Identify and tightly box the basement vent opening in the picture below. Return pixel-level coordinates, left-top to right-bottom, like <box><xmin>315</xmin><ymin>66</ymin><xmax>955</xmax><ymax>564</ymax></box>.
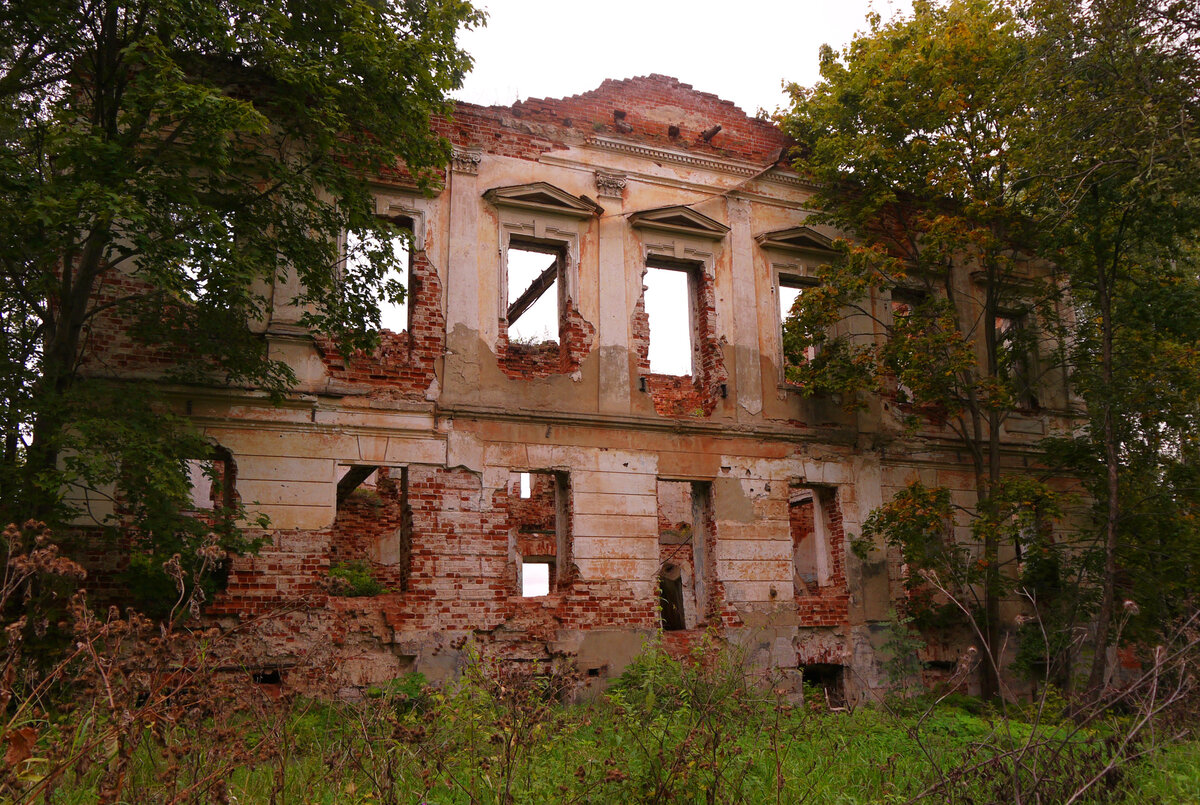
<box><xmin>801</xmin><ymin>663</ymin><xmax>846</xmax><ymax>708</ymax></box>
<box><xmin>252</xmin><ymin>669</ymin><xmax>282</xmax><ymax>685</ymax></box>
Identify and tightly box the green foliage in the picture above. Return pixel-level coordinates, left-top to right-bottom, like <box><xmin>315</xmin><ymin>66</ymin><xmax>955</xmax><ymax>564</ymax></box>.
<box><xmin>365</xmin><ymin>672</ymin><xmax>430</xmax><ymax>715</ymax></box>
<box><xmin>779</xmin><ymin>0</ymin><xmax>1048</xmax><ymax>414</ymax></box>
<box><xmin>880</xmin><ymin>608</ymin><xmax>927</xmax><ymax>692</ymax></box>
<box><xmin>13</xmin><ymin>633</ymin><xmax>1193</xmax><ymax>804</ymax></box>
<box><xmin>0</xmin><ymin>0</ymin><xmax>483</xmax><ymax>624</ymax></box>
<box><xmin>327</xmin><ymin>560</ymin><xmax>387</xmax><ymax>597</ymax></box>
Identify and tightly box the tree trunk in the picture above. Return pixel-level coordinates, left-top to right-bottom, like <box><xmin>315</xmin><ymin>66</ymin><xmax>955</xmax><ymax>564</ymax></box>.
<box><xmin>1087</xmin><ymin>253</ymin><xmax>1119</xmax><ymax>697</ymax></box>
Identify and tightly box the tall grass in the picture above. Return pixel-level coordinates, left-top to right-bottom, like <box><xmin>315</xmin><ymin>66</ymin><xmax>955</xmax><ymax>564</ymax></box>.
<box><xmin>8</xmin><ymin>635</ymin><xmax>1196</xmax><ymax>804</ymax></box>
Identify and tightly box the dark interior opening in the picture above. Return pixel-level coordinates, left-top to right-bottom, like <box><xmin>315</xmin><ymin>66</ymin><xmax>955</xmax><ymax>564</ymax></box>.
<box><xmin>659</xmin><ymin>566</ymin><xmax>687</xmax><ymax>631</ymax></box>
<box><xmin>252</xmin><ymin>669</ymin><xmax>282</xmax><ymax>685</ymax></box>
<box><xmin>801</xmin><ymin>663</ymin><xmax>845</xmax><ymax>707</ymax></box>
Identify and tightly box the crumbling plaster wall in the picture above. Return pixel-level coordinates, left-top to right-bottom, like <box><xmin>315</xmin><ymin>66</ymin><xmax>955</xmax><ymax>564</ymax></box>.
<box><xmin>74</xmin><ymin>76</ymin><xmax>1082</xmax><ymax>701</ymax></box>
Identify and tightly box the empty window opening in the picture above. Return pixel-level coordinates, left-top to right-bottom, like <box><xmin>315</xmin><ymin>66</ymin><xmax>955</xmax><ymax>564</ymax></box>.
<box><xmin>345</xmin><ymin>227</ymin><xmax>411</xmax><ymax>333</ymax></box>
<box><xmin>334</xmin><ymin>465</ymin><xmax>412</xmax><ymax>589</ymax></box>
<box><xmin>659</xmin><ymin>564</ymin><xmax>687</xmax><ymax>631</ymax></box>
<box><xmin>644</xmin><ymin>265</ymin><xmax>695</xmax><ymax>376</ymax></box>
<box><xmin>890</xmin><ymin>289</ymin><xmax>929</xmax><ymax>403</ymax></box>
<box><xmin>791</xmin><ymin>485</ymin><xmax>834</xmax><ymax>594</ymax></box>
<box><xmin>521</xmin><ymin>560</ymin><xmax>551</xmax><ymax>597</ymax></box>
<box><xmin>779</xmin><ymin>275</ymin><xmax>819</xmax><ymax>364</ymax></box>
<box><xmin>337</xmin><ymin>464</ymin><xmax>380</xmax><ymax>503</ymax></box>
<box><xmin>801</xmin><ymin>664</ymin><xmax>846</xmax><ymax>709</ymax></box>
<box><xmin>996</xmin><ymin>313</ymin><xmax>1037</xmax><ymax>408</ymax></box>
<box><xmin>509</xmin><ymin>470</ymin><xmax>571</xmax><ymax>596</ymax></box>
<box><xmin>186</xmin><ymin>459</ymin><xmax>216</xmax><ymax>509</ymax></box>
<box><xmin>507</xmin><ymin>244</ymin><xmax>561</xmax><ymax>344</ymax></box>
<box><xmin>185</xmin><ymin>450</ymin><xmax>235</xmax><ymax>510</ymax></box>
<box><xmin>656</xmin><ymin>479</ymin><xmax>712</xmax><ymax>629</ymax></box>
<box><xmin>891</xmin><ymin>288</ymin><xmax>926</xmax><ymax>320</ymax></box>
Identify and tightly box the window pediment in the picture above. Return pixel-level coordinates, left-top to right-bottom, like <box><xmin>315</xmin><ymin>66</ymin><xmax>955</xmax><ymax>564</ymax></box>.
<box><xmin>755</xmin><ymin>226</ymin><xmax>835</xmax><ymax>254</ymax></box>
<box><xmin>484</xmin><ymin>182</ymin><xmax>604</xmax><ymax>219</ymax></box>
<box><xmin>629</xmin><ymin>206</ymin><xmax>729</xmax><ymax>240</ymax></box>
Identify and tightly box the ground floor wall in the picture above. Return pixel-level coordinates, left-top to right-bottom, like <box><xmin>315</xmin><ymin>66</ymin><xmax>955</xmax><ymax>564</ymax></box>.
<box><xmin>187</xmin><ymin>395</ymin><xmax>1069</xmax><ymax>703</ymax></box>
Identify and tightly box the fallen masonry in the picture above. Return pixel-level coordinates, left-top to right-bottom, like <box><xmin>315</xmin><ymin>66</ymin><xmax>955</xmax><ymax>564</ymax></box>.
<box><xmin>75</xmin><ymin>75</ymin><xmax>1082</xmax><ymax>702</ymax></box>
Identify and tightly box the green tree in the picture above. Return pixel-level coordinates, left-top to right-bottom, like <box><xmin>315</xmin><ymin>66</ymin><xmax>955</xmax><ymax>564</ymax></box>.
<box><xmin>780</xmin><ymin>0</ymin><xmax>1058</xmax><ymax>698</ymax></box>
<box><xmin>783</xmin><ymin>0</ymin><xmax>1200</xmax><ymax>698</ymax></box>
<box><xmin>0</xmin><ymin>0</ymin><xmax>482</xmax><ymax>613</ymax></box>
<box><xmin>1020</xmin><ymin>0</ymin><xmax>1200</xmax><ymax>695</ymax></box>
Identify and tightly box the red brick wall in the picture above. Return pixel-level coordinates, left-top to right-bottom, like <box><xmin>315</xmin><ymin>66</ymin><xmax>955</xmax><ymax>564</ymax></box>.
<box><xmin>328</xmin><ymin>468</ymin><xmax>411</xmax><ymax>592</ymax></box>
<box><xmin>482</xmin><ymin>75</ymin><xmax>791</xmax><ymax>165</ymax></box>
<box><xmin>496</xmin><ymin>299</ymin><xmax>596</xmax><ymax>379</ymax></box>
<box><xmin>211</xmin><ymin>465</ymin><xmax>654</xmax><ymax>661</ymax></box>
<box><xmin>790</xmin><ymin>490</ymin><xmax>850</xmax><ymax>628</ymax></box>
<box><xmin>315</xmin><ymin>250</ymin><xmax>444</xmax><ymax>397</ymax></box>
<box><xmin>632</xmin><ymin>268</ymin><xmax>728</xmax><ymax>418</ymax></box>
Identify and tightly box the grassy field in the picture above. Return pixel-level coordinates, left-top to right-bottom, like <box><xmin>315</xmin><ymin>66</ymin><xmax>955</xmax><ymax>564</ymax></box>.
<box><xmin>9</xmin><ymin>644</ymin><xmax>1198</xmax><ymax>804</ymax></box>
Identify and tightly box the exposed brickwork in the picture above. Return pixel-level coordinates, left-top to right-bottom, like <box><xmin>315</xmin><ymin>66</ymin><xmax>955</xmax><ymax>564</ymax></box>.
<box><xmin>503</xmin><ymin>75</ymin><xmax>790</xmax><ymax>165</ymax></box>
<box><xmin>434</xmin><ymin>107</ymin><xmax>568</xmax><ymax>162</ymax></box>
<box><xmin>329</xmin><ymin>468</ymin><xmax>412</xmax><ymax>592</ymax></box>
<box><xmin>315</xmin><ymin>250</ymin><xmax>443</xmax><ymax>397</ymax></box>
<box><xmin>510</xmin><ymin>471</ymin><xmax>558</xmax><ymax>585</ymax></box>
<box><xmin>496</xmin><ymin>299</ymin><xmax>596</xmax><ymax>379</ymax></box>
<box><xmin>632</xmin><ymin>267</ymin><xmax>728</xmax><ymax>418</ymax></box>
<box><xmin>78</xmin><ymin>272</ymin><xmax>208</xmax><ymax>378</ymax></box>
<box><xmin>71</xmin><ymin>74</ymin><xmax>1078</xmax><ymax>701</ymax></box>
<box><xmin>211</xmin><ymin>465</ymin><xmax>648</xmax><ymax>665</ymax></box>
<box><xmin>790</xmin><ymin>490</ymin><xmax>850</xmax><ymax>628</ymax></box>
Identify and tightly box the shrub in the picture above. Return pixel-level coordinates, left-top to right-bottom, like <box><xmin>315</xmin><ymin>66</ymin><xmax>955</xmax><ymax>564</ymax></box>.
<box><xmin>327</xmin><ymin>560</ymin><xmax>386</xmax><ymax>597</ymax></box>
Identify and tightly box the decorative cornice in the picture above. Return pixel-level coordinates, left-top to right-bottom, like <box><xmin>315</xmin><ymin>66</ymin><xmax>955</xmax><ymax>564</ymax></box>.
<box><xmin>450</xmin><ymin>146</ymin><xmax>482</xmax><ymax>175</ymax></box>
<box><xmin>594</xmin><ymin>171</ymin><xmax>627</xmax><ymax>199</ymax></box>
<box><xmin>586</xmin><ymin>136</ymin><xmax>762</xmax><ymax>174</ymax></box>
<box><xmin>762</xmin><ymin>169</ymin><xmax>809</xmax><ymax>188</ymax></box>
<box><xmin>585</xmin><ymin>136</ymin><xmax>815</xmax><ymax>192</ymax></box>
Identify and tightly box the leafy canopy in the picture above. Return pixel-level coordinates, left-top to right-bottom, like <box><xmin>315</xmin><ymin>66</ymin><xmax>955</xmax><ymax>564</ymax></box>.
<box><xmin>0</xmin><ymin>0</ymin><xmax>482</xmax><ymax>613</ymax></box>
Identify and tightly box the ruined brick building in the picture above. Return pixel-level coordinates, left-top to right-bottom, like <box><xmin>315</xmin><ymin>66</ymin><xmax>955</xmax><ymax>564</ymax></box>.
<box><xmin>76</xmin><ymin>76</ymin><xmax>1078</xmax><ymax>701</ymax></box>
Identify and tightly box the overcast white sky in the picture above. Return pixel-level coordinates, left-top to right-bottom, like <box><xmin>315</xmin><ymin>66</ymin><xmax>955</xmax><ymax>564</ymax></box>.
<box><xmin>454</xmin><ymin>0</ymin><xmax>912</xmax><ymax>117</ymax></box>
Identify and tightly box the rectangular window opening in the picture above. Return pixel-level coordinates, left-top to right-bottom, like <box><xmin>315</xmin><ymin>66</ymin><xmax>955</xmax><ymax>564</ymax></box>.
<box><xmin>185</xmin><ymin>453</ymin><xmax>235</xmax><ymax>510</ymax></box>
<box><xmin>996</xmin><ymin>313</ymin><xmax>1038</xmax><ymax>409</ymax></box>
<box><xmin>890</xmin><ymin>289</ymin><xmax>930</xmax><ymax>403</ymax></box>
<box><xmin>334</xmin><ymin>465</ymin><xmax>412</xmax><ymax>589</ymax></box>
<box><xmin>790</xmin><ymin>485</ymin><xmax>834</xmax><ymax>594</ymax></box>
<box><xmin>656</xmin><ymin>479</ymin><xmax>711</xmax><ymax>630</ymax></box>
<box><xmin>345</xmin><ymin>225</ymin><xmax>412</xmax><ymax>334</ymax></box>
<box><xmin>779</xmin><ymin>274</ymin><xmax>819</xmax><ymax>367</ymax></box>
<box><xmin>521</xmin><ymin>560</ymin><xmax>551</xmax><ymax>597</ymax></box>
<box><xmin>510</xmin><ymin>470</ymin><xmax>571</xmax><ymax>597</ymax></box>
<box><xmin>507</xmin><ymin>244</ymin><xmax>561</xmax><ymax>345</ymax></box>
<box><xmin>644</xmin><ymin>265</ymin><xmax>695</xmax><ymax>376</ymax></box>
